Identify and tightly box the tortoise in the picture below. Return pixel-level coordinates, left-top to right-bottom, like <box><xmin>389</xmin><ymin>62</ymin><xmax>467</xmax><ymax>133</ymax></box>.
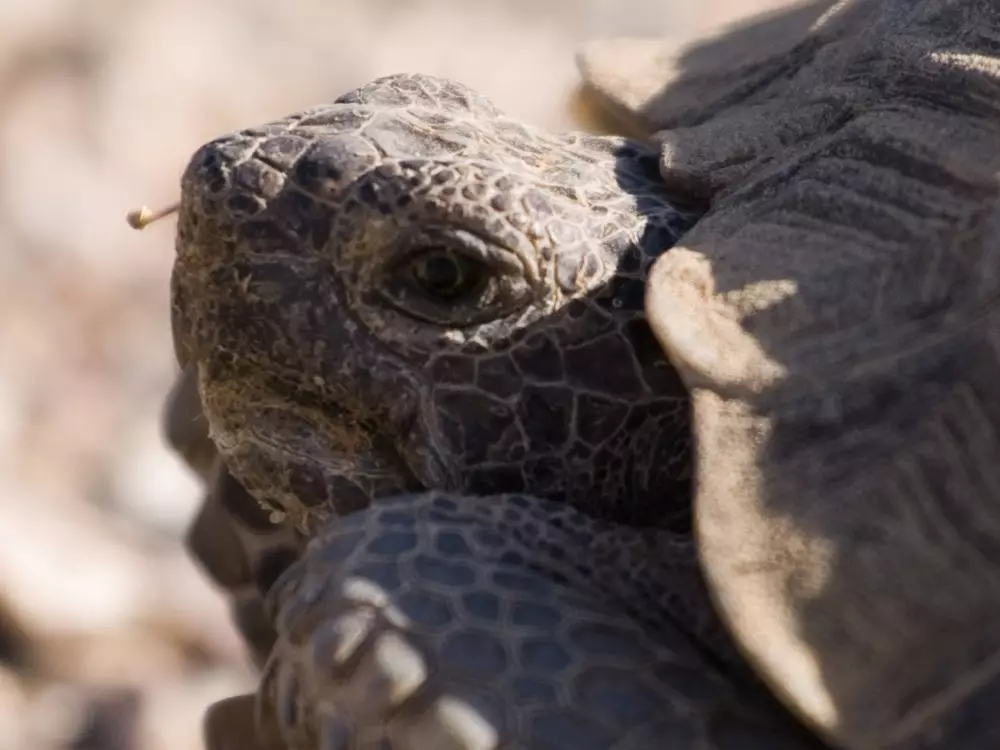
<box><xmin>157</xmin><ymin>0</ymin><xmax>1000</xmax><ymax>747</ymax></box>
<box><xmin>162</xmin><ymin>0</ymin><xmax>845</xmax><ymax>681</ymax></box>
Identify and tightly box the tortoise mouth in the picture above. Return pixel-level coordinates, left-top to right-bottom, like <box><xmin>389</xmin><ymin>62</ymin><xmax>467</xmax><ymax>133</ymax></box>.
<box><xmin>199</xmin><ymin>365</ymin><xmax>429</xmax><ymax>532</ymax></box>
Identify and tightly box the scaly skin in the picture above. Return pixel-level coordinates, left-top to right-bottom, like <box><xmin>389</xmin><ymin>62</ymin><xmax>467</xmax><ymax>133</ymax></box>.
<box><xmin>165</xmin><ymin>365</ymin><xmax>295</xmax><ymax>665</ymax></box>
<box><xmin>171</xmin><ymin>73</ymin><xmax>823</xmax><ymax>748</ymax></box>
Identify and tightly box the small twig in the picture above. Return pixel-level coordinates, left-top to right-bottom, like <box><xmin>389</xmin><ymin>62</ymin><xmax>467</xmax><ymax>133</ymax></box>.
<box><xmin>126</xmin><ymin>201</ymin><xmax>180</xmax><ymax>230</ymax></box>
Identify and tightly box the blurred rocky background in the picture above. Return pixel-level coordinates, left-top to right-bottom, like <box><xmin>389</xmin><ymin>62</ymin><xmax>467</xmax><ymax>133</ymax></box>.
<box><xmin>0</xmin><ymin>0</ymin><xmax>787</xmax><ymax>748</ymax></box>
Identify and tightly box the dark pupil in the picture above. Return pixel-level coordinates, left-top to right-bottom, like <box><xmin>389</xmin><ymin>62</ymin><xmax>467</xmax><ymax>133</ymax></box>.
<box><xmin>416</xmin><ymin>252</ymin><xmax>465</xmax><ymax>296</ymax></box>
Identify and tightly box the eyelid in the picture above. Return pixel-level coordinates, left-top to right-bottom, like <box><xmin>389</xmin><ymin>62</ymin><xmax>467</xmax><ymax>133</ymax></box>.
<box><xmin>393</xmin><ymin>226</ymin><xmax>524</xmax><ymax>276</ymax></box>
<box><xmin>379</xmin><ymin>225</ymin><xmax>535</xmax><ymax>327</ymax></box>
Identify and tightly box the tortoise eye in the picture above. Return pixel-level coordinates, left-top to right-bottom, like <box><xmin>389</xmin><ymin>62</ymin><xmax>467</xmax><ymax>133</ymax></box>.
<box><xmin>410</xmin><ymin>248</ymin><xmax>485</xmax><ymax>300</ymax></box>
<box><xmin>380</xmin><ymin>227</ymin><xmax>535</xmax><ymax>326</ymax></box>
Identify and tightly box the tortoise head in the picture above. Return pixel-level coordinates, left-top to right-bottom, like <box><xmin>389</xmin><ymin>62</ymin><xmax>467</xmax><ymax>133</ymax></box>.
<box><xmin>172</xmin><ymin>73</ymin><xmax>699</xmax><ymax>535</ymax></box>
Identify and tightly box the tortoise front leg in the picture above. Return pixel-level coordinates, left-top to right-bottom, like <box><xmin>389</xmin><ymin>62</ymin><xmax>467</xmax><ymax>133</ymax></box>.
<box><xmin>255</xmin><ymin>492</ymin><xmax>824</xmax><ymax>750</ymax></box>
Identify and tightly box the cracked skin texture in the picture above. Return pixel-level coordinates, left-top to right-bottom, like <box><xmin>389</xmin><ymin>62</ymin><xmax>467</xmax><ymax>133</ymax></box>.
<box><xmin>171</xmin><ymin>73</ymin><xmax>826</xmax><ymax>748</ymax></box>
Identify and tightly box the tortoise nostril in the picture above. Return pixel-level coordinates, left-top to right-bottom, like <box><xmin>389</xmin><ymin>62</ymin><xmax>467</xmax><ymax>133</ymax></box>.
<box><xmin>181</xmin><ymin>136</ymin><xmax>258</xmax><ymax>210</ymax></box>
<box><xmin>195</xmin><ymin>146</ymin><xmax>231</xmax><ymax>195</ymax></box>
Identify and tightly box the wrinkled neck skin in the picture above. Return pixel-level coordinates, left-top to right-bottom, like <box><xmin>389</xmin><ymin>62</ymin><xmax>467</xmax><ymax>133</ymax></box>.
<box><xmin>171</xmin><ymin>74</ymin><xmax>701</xmax><ymax>539</ymax></box>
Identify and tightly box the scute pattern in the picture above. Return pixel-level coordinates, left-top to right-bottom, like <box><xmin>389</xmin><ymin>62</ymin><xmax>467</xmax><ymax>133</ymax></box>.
<box><xmin>639</xmin><ymin>0</ymin><xmax>1000</xmax><ymax>747</ymax></box>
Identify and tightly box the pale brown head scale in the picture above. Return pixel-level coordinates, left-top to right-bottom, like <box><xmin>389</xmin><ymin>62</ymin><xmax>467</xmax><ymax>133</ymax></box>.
<box><xmin>173</xmin><ymin>73</ymin><xmax>698</xmax><ymax>536</ymax></box>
